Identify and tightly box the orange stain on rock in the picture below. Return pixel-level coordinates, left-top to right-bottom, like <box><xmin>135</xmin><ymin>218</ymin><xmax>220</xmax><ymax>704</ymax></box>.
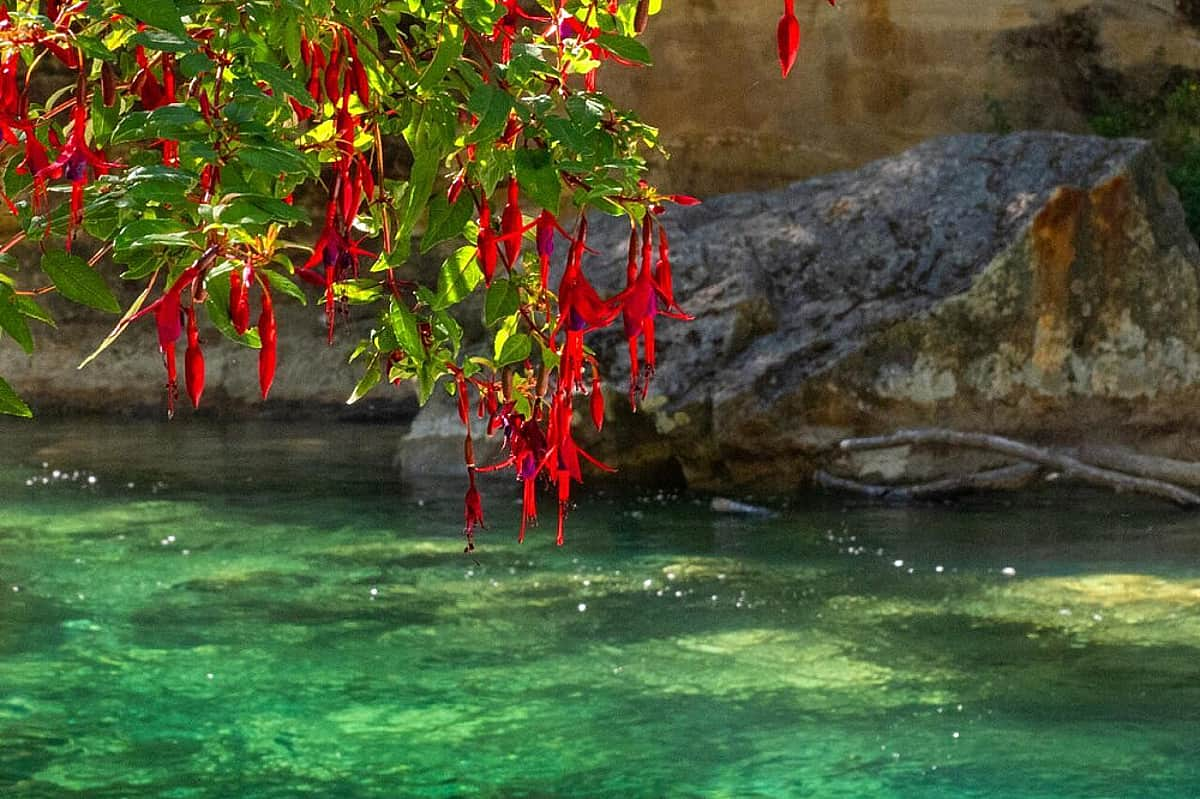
<box><xmin>1089</xmin><ymin>175</ymin><xmax>1131</xmax><ymax>281</ymax></box>
<box><xmin>1030</xmin><ymin>186</ymin><xmax>1085</xmax><ymax>376</ymax></box>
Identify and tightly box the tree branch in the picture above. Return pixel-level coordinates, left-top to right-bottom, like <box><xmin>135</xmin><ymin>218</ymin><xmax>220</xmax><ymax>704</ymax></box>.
<box><xmin>815</xmin><ymin>462</ymin><xmax>1042</xmax><ymax>500</ymax></box>
<box><xmin>835</xmin><ymin>428</ymin><xmax>1200</xmax><ymax>508</ymax></box>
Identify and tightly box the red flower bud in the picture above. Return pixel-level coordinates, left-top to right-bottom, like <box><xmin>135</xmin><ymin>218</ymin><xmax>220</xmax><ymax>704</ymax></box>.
<box><xmin>634</xmin><ymin>0</ymin><xmax>650</xmax><ymax>33</ymax></box>
<box><xmin>501</xmin><ymin>176</ymin><xmax>523</xmax><ymax>268</ymax></box>
<box><xmin>777</xmin><ymin>1</ymin><xmax>801</xmax><ymax>78</ymax></box>
<box><xmin>257</xmin><ymin>284</ymin><xmax>277</xmax><ymax>400</ymax></box>
<box><xmin>184</xmin><ymin>305</ymin><xmax>204</xmax><ymax>409</ymax></box>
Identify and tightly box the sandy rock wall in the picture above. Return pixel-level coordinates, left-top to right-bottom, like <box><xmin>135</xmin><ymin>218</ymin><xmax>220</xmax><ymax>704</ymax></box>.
<box><xmin>606</xmin><ymin>0</ymin><xmax>1200</xmax><ymax>195</ymax></box>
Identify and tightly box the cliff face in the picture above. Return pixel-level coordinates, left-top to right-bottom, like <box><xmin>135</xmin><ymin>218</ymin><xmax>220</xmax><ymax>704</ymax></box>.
<box><xmin>604</xmin><ymin>0</ymin><xmax>1200</xmax><ymax>195</ymax></box>
<box><xmin>398</xmin><ymin>132</ymin><xmax>1200</xmax><ymax>490</ymax></box>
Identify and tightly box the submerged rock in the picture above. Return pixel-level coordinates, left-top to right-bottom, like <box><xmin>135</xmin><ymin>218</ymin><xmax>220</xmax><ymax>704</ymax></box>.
<box><xmin>403</xmin><ymin>131</ymin><xmax>1200</xmax><ymax>490</ymax></box>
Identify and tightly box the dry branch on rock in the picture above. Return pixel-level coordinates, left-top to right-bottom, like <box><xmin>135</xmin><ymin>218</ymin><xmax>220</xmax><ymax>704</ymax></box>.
<box><xmin>820</xmin><ymin>428</ymin><xmax>1200</xmax><ymax>508</ymax></box>
<box><xmin>814</xmin><ymin>463</ymin><xmax>1042</xmax><ymax>501</ymax></box>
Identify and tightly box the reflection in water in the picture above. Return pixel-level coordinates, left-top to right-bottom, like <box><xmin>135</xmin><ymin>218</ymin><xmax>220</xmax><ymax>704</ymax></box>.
<box><xmin>0</xmin><ymin>420</ymin><xmax>1198</xmax><ymax>797</ymax></box>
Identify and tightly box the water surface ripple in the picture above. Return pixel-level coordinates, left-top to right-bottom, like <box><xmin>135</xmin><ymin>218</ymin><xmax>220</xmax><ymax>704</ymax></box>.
<box><xmin>1</xmin><ymin>420</ymin><xmax>1198</xmax><ymax>797</ymax></box>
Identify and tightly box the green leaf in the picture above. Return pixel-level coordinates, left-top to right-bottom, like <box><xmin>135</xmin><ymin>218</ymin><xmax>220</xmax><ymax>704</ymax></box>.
<box><xmin>90</xmin><ymin>91</ymin><xmax>120</xmax><ymax>145</ymax></box>
<box><xmin>13</xmin><ymin>296</ymin><xmax>54</xmax><ymax>328</ymax></box>
<box><xmin>537</xmin><ymin>336</ymin><xmax>560</xmax><ymax>370</ymax></box>
<box><xmin>120</xmin><ymin>0</ymin><xmax>188</xmax><ymax>37</ymax></box>
<box><xmin>433</xmin><ymin>308</ymin><xmax>463</xmax><ymax>355</ymax></box>
<box><xmin>588</xmin><ymin>194</ymin><xmax>626</xmax><ymax>216</ymax></box>
<box><xmin>41</xmin><ymin>252</ymin><xmax>121</xmax><ymax>313</ymax></box>
<box><xmin>595</xmin><ymin>34</ymin><xmax>652</xmax><ymax>66</ymax></box>
<box><xmin>483</xmin><ymin>278</ymin><xmax>519</xmax><ymax>327</ymax></box>
<box><xmin>333</xmin><ymin>279</ymin><xmax>383</xmax><ymax>305</ymax></box>
<box><xmin>346</xmin><ymin>358</ymin><xmax>381</xmax><ymax>404</ymax></box>
<box><xmin>398</xmin><ymin>106</ymin><xmax>447</xmax><ymax>240</ymax></box>
<box><xmin>216</xmin><ymin>195</ymin><xmax>309</xmax><ymax>226</ymax></box>
<box><xmin>417</xmin><ymin>26</ymin><xmax>463</xmax><ymax>94</ymax></box>
<box><xmin>114</xmin><ymin>219</ymin><xmax>194</xmax><ymax>253</ymax></box>
<box><xmin>178</xmin><ymin>51</ymin><xmax>214</xmax><ymax>78</ymax></box>
<box><xmin>124</xmin><ymin>165</ymin><xmax>195</xmax><ymax>204</ymax></box>
<box><xmin>262</xmin><ymin>270</ymin><xmax>306</xmax><ymax>306</ymax></box>
<box><xmin>515</xmin><ymin>148</ymin><xmax>562</xmax><ymax>211</ymax></box>
<box><xmin>129</xmin><ymin>30</ymin><xmax>197</xmax><ymax>52</ymax></box>
<box><xmin>0</xmin><ymin>375</ymin><xmax>31</xmax><ymax>418</ymax></box>
<box><xmin>0</xmin><ymin>285</ymin><xmax>34</xmax><ymax>354</ymax></box>
<box><xmin>235</xmin><ymin>143</ymin><xmax>315</xmax><ymax>177</ymax></box>
<box><xmin>433</xmin><ymin>247</ymin><xmax>483</xmax><ymax>311</ymax></box>
<box><xmin>250</xmin><ymin>61</ymin><xmax>316</xmax><ymax>109</ymax></box>
<box><xmin>544</xmin><ymin>116</ymin><xmax>594</xmax><ymax>156</ymax></box>
<box><xmin>388</xmin><ymin>301</ymin><xmax>423</xmax><ymax>357</ymax></box>
<box><xmin>566</xmin><ymin>94</ymin><xmax>607</xmax><ymax>124</ymax></box>
<box><xmin>111</xmin><ymin>105</ymin><xmax>205</xmax><ymax>143</ymax></box>
<box><xmin>466</xmin><ymin>83</ymin><xmax>514</xmax><ymax>145</ymax></box>
<box><xmin>118</xmin><ymin>251</ymin><xmax>166</xmax><ymax>280</ymax></box>
<box><xmin>472</xmin><ymin>147</ymin><xmax>514</xmax><ymax>198</ymax></box>
<box><xmin>495</xmin><ymin>331</ymin><xmax>531</xmax><ymax>367</ymax></box>
<box><xmin>421</xmin><ymin>193</ymin><xmax>475</xmax><ymax>253</ymax></box>
<box><xmin>416</xmin><ymin>360</ymin><xmax>441</xmax><ymax>405</ymax></box>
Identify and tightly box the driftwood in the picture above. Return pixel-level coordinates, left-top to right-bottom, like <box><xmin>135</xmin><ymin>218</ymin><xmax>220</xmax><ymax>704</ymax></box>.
<box><xmin>1072</xmin><ymin>445</ymin><xmax>1200</xmax><ymax>490</ymax></box>
<box><xmin>821</xmin><ymin>428</ymin><xmax>1200</xmax><ymax>508</ymax></box>
<box><xmin>815</xmin><ymin>463</ymin><xmax>1041</xmax><ymax>501</ymax></box>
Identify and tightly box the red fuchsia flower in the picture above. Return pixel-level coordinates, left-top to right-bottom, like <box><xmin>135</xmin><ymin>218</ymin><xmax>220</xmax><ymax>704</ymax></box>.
<box><xmin>477</xmin><ymin>405</ymin><xmax>552</xmax><ymax>543</ymax></box>
<box><xmin>36</xmin><ymin>102</ymin><xmax>120</xmax><ymax>247</ymax></box>
<box><xmin>463</xmin><ymin>468</ymin><xmax>485</xmax><ymax>552</ymax></box>
<box><xmin>654</xmin><ymin>225</ymin><xmax>688</xmax><ymax>318</ymax></box>
<box><xmin>476</xmin><ymin>179</ymin><xmax>535</xmax><ymax>283</ymax></box>
<box><xmin>546</xmin><ymin>389</ymin><xmax>614</xmax><ymax>545</ymax></box>
<box><xmin>463</xmin><ymin>423</ymin><xmax>486</xmax><ymax>550</ymax></box>
<box><xmin>299</xmin><ymin>205</ymin><xmax>372</xmax><ymax>343</ymax></box>
<box><xmin>512</xmin><ymin>415</ymin><xmax>549</xmax><ymax>541</ymax></box>
<box><xmin>341</xmin><ymin>31</ymin><xmax>370</xmax><ymax>107</ymax></box>
<box><xmin>612</xmin><ymin>218</ymin><xmax>692</xmax><ymax>407</ymax></box>
<box><xmin>325</xmin><ymin>32</ymin><xmax>343</xmax><ymax>102</ymax></box>
<box><xmin>553</xmin><ymin>215</ymin><xmax>620</xmax><ymax>393</ymax></box>
<box><xmin>131</xmin><ymin>257</ymin><xmax>210</xmax><ymax>418</ymax></box>
<box><xmin>305</xmin><ymin>36</ymin><xmax>327</xmax><ymax>106</ymax></box>
<box><xmin>132</xmin><ymin>26</ymin><xmax>170</xmax><ymax>109</ymax></box>
<box><xmin>533</xmin><ymin>210</ymin><xmax>572</xmax><ymax>294</ymax></box>
<box><xmin>491</xmin><ymin>0</ymin><xmax>548</xmax><ymax>64</ymax></box>
<box><xmin>546</xmin><ymin>11</ymin><xmax>640</xmax><ymax>91</ymax></box>
<box><xmin>0</xmin><ymin>49</ymin><xmax>23</xmax><ymax>146</ymax></box>
<box><xmin>10</xmin><ymin>123</ymin><xmax>49</xmax><ymax>213</ymax></box>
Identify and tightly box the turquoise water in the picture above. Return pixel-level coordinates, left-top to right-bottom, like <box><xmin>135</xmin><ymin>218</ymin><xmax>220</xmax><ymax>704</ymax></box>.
<box><xmin>1</xmin><ymin>420</ymin><xmax>1199</xmax><ymax>797</ymax></box>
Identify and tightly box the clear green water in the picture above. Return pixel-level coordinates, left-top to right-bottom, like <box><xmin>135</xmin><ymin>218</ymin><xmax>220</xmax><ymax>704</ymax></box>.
<box><xmin>2</xmin><ymin>420</ymin><xmax>1199</xmax><ymax>798</ymax></box>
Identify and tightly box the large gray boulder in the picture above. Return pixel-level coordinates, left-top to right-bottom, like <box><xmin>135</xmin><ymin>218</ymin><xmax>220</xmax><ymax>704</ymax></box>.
<box><xmin>400</xmin><ymin>132</ymin><xmax>1200</xmax><ymax>491</ymax></box>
